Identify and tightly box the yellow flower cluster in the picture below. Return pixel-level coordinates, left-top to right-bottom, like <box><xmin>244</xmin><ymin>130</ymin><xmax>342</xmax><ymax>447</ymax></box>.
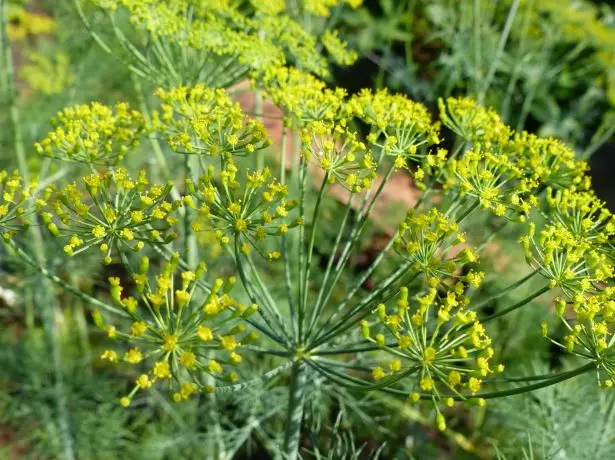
<box><xmin>304</xmin><ymin>0</ymin><xmax>363</xmax><ymax>17</ymax></box>
<box><xmin>321</xmin><ymin>30</ymin><xmax>358</xmax><ymax>67</ymax></box>
<box><xmin>438</xmin><ymin>97</ymin><xmax>511</xmax><ymax>145</ymax></box>
<box><xmin>19</xmin><ymin>52</ymin><xmax>75</xmax><ymax>95</ymax></box>
<box><xmin>347</xmin><ymin>89</ymin><xmax>440</xmax><ymax>162</ymax></box>
<box><xmin>188</xmin><ymin>159</ymin><xmax>301</xmax><ymax>259</ymax></box>
<box><xmin>508</xmin><ymin>132</ymin><xmax>590</xmax><ymax>191</ymax></box>
<box><xmin>394</xmin><ymin>208</ymin><xmax>483</xmax><ymax>286</ymax></box>
<box><xmin>261</xmin><ymin>66</ymin><xmax>347</xmax><ymax>123</ymax></box>
<box><xmin>34</xmin><ymin>102</ymin><xmax>145</xmax><ymax>165</ymax></box>
<box><xmin>448</xmin><ymin>148</ymin><xmax>536</xmax><ymax>220</ymax></box>
<box><xmin>42</xmin><ymin>169</ymin><xmax>179</xmax><ymax>264</ymax></box>
<box><xmin>0</xmin><ymin>171</ymin><xmax>42</xmax><ymax>240</ymax></box>
<box><xmin>97</xmin><ymin>254</ymin><xmax>257</xmax><ymax>406</ymax></box>
<box><xmin>7</xmin><ymin>6</ymin><xmax>55</xmax><ymax>41</ymax></box>
<box><xmin>362</xmin><ymin>283</ymin><xmax>498</xmax><ymax>429</ymax></box>
<box><xmin>154</xmin><ymin>85</ymin><xmax>271</xmax><ymax>156</ymax></box>
<box><xmin>88</xmin><ymin>0</ymin><xmax>359</xmax><ymax>86</ymax></box>
<box><xmin>300</xmin><ymin>120</ymin><xmax>377</xmax><ymax>192</ymax></box>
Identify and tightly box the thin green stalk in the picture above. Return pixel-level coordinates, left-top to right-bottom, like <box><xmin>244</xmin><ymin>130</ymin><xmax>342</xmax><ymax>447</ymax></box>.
<box><xmin>234</xmin><ymin>238</ymin><xmax>289</xmax><ymax>346</ymax></box>
<box><xmin>305</xmin><ymin>192</ymin><xmax>355</xmax><ymax>341</ymax></box>
<box><xmin>254</xmin><ymin>88</ymin><xmax>264</xmax><ymax>171</ymax></box>
<box><xmin>6</xmin><ymin>239</ymin><xmax>127</xmax><ymax>317</ymax></box>
<box><xmin>2</xmin><ymin>4</ymin><xmax>74</xmax><ymax>456</ymax></box>
<box><xmin>299</xmin><ymin>172</ymin><xmax>329</xmax><ymax>342</ymax></box>
<box><xmin>470</xmin><ymin>268</ymin><xmax>539</xmax><ymax>312</ymax></box>
<box><xmin>469</xmin><ymin>284</ymin><xmax>551</xmax><ymax>328</ymax></box>
<box><xmin>310</xmin><ymin>262</ymin><xmax>414</xmax><ymax>349</ymax></box>
<box><xmin>283</xmin><ymin>361</ymin><xmax>307</xmax><ymax>459</ymax></box>
<box><xmin>479</xmin><ymin>0</ymin><xmax>520</xmax><ymax>104</ymax></box>
<box><xmin>296</xmin><ymin>157</ymin><xmax>308</xmax><ymax>342</ymax></box>
<box><xmin>280</xmin><ymin>126</ymin><xmax>297</xmax><ymax>339</ymax></box>
<box><xmin>314</xmin><ymin>163</ymin><xmax>396</xmax><ymax>324</ymax></box>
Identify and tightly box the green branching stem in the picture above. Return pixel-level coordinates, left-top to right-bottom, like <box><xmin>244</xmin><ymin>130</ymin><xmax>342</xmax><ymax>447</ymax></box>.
<box><xmin>234</xmin><ymin>237</ymin><xmax>291</xmax><ymax>347</ymax></box>
<box><xmin>5</xmin><ymin>239</ymin><xmax>128</xmax><ymax>318</ymax></box>
<box><xmin>470</xmin><ymin>284</ymin><xmax>551</xmax><ymax>328</ymax></box>
<box><xmin>283</xmin><ymin>361</ymin><xmax>307</xmax><ymax>460</ymax></box>
<box><xmin>305</xmin><ymin>191</ymin><xmax>355</xmax><ymax>340</ymax></box>
<box><xmin>469</xmin><ymin>268</ymin><xmax>540</xmax><ymax>312</ymax></box>
<box><xmin>310</xmin><ymin>162</ymin><xmax>396</xmax><ymax>337</ymax></box>
<box><xmin>280</xmin><ymin>125</ymin><xmax>297</xmax><ymax>338</ymax></box>
<box><xmin>214</xmin><ymin>360</ymin><xmax>294</xmax><ymax>393</ymax></box>
<box><xmin>309</xmin><ymin>356</ymin><xmax>595</xmax><ymax>401</ymax></box>
<box><xmin>310</xmin><ymin>261</ymin><xmax>415</xmax><ymax>350</ymax></box>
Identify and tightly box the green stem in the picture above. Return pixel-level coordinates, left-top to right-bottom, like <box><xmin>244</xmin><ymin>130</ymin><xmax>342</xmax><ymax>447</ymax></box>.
<box><xmin>280</xmin><ymin>126</ymin><xmax>297</xmax><ymax>339</ymax></box>
<box><xmin>470</xmin><ymin>284</ymin><xmax>550</xmax><ymax>328</ymax></box>
<box><xmin>299</xmin><ymin>172</ymin><xmax>329</xmax><ymax>342</ymax></box>
<box><xmin>283</xmin><ymin>361</ymin><xmax>307</xmax><ymax>459</ymax></box>
<box><xmin>2</xmin><ymin>5</ymin><xmax>74</xmax><ymax>457</ymax></box>
<box><xmin>254</xmin><ymin>88</ymin><xmax>264</xmax><ymax>171</ymax></box>
<box><xmin>6</xmin><ymin>240</ymin><xmax>127</xmax><ymax>317</ymax></box>
<box><xmin>470</xmin><ymin>268</ymin><xmax>539</xmax><ymax>312</ymax></box>
<box><xmin>314</xmin><ymin>162</ymin><xmax>395</xmax><ymax>327</ymax></box>
<box><xmin>479</xmin><ymin>0</ymin><xmax>520</xmax><ymax>104</ymax></box>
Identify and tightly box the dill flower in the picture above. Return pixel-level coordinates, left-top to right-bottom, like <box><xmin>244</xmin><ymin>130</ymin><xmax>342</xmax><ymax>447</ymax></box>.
<box><xmin>394</xmin><ymin>208</ymin><xmax>482</xmax><ymax>283</ymax></box>
<box><xmin>98</xmin><ymin>255</ymin><xmax>257</xmax><ymax>405</ymax></box>
<box><xmin>520</xmin><ymin>222</ymin><xmax>612</xmax><ymax>296</ymax></box>
<box><xmin>188</xmin><ymin>159</ymin><xmax>300</xmax><ymax>257</ymax></box>
<box><xmin>543</xmin><ymin>188</ymin><xmax>614</xmax><ymax>258</ymax></box>
<box><xmin>0</xmin><ymin>170</ymin><xmax>42</xmax><ymax>239</ymax></box>
<box><xmin>154</xmin><ymin>85</ymin><xmax>270</xmax><ymax>156</ymax></box>
<box><xmin>42</xmin><ymin>169</ymin><xmax>178</xmax><ymax>263</ymax></box>
<box><xmin>19</xmin><ymin>52</ymin><xmax>75</xmax><ymax>95</ymax></box>
<box><xmin>447</xmin><ymin>148</ymin><xmax>537</xmax><ymax>220</ymax></box>
<box><xmin>34</xmin><ymin>102</ymin><xmax>145</xmax><ymax>165</ymax></box>
<box><xmin>508</xmin><ymin>132</ymin><xmax>590</xmax><ymax>191</ymax></box>
<box><xmin>347</xmin><ymin>89</ymin><xmax>440</xmax><ymax>161</ymax></box>
<box><xmin>261</xmin><ymin>66</ymin><xmax>346</xmax><ymax>124</ymax></box>
<box><xmin>361</xmin><ymin>284</ymin><xmax>496</xmax><ymax>421</ymax></box>
<box><xmin>7</xmin><ymin>6</ymin><xmax>55</xmax><ymax>41</ymax></box>
<box><xmin>438</xmin><ymin>97</ymin><xmax>511</xmax><ymax>146</ymax></box>
<box><xmin>543</xmin><ymin>288</ymin><xmax>615</xmax><ymax>388</ymax></box>
<box><xmin>304</xmin><ymin>0</ymin><xmax>363</xmax><ymax>17</ymax></box>
<box><xmin>300</xmin><ymin>120</ymin><xmax>377</xmax><ymax>192</ymax></box>
<box><xmin>321</xmin><ymin>30</ymin><xmax>358</xmax><ymax>66</ymax></box>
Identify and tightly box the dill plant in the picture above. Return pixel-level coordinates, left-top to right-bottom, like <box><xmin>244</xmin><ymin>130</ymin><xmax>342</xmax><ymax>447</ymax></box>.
<box><xmin>2</xmin><ymin>0</ymin><xmax>615</xmax><ymax>458</ymax></box>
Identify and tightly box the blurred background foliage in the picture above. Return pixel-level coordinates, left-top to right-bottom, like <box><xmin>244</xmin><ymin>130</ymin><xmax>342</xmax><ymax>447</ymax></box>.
<box><xmin>1</xmin><ymin>0</ymin><xmax>615</xmax><ymax>458</ymax></box>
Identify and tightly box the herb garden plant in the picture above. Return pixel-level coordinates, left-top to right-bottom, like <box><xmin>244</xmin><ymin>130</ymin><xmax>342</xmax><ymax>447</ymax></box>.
<box><xmin>2</xmin><ymin>0</ymin><xmax>614</xmax><ymax>458</ymax></box>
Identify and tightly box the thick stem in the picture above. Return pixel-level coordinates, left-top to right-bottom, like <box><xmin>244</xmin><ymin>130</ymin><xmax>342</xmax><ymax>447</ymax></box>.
<box><xmin>283</xmin><ymin>361</ymin><xmax>307</xmax><ymax>459</ymax></box>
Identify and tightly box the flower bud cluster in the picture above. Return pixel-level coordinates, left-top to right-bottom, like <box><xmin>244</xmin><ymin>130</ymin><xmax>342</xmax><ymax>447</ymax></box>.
<box><xmin>394</xmin><ymin>208</ymin><xmax>483</xmax><ymax>286</ymax></box>
<box><xmin>261</xmin><ymin>66</ymin><xmax>347</xmax><ymax>124</ymax></box>
<box><xmin>361</xmin><ymin>283</ymin><xmax>499</xmax><ymax>429</ymax></box>
<box><xmin>188</xmin><ymin>159</ymin><xmax>301</xmax><ymax>260</ymax></box>
<box><xmin>154</xmin><ymin>85</ymin><xmax>271</xmax><ymax>156</ymax></box>
<box><xmin>0</xmin><ymin>171</ymin><xmax>43</xmax><ymax>240</ymax></box>
<box><xmin>448</xmin><ymin>147</ymin><xmax>537</xmax><ymax>220</ymax></box>
<box><xmin>347</xmin><ymin>89</ymin><xmax>440</xmax><ymax>162</ymax></box>
<box><xmin>34</xmin><ymin>102</ymin><xmax>145</xmax><ymax>164</ymax></box>
<box><xmin>300</xmin><ymin>120</ymin><xmax>377</xmax><ymax>192</ymax></box>
<box><xmin>42</xmin><ymin>168</ymin><xmax>179</xmax><ymax>263</ymax></box>
<box><xmin>97</xmin><ymin>254</ymin><xmax>258</xmax><ymax>406</ymax></box>
<box><xmin>438</xmin><ymin>97</ymin><xmax>511</xmax><ymax>145</ymax></box>
<box><xmin>34</xmin><ymin>102</ymin><xmax>145</xmax><ymax>165</ymax></box>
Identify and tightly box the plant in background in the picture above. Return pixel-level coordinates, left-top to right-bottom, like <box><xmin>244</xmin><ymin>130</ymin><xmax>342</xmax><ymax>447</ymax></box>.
<box><xmin>2</xmin><ymin>0</ymin><xmax>615</xmax><ymax>458</ymax></box>
<box><xmin>344</xmin><ymin>0</ymin><xmax>615</xmax><ymax>158</ymax></box>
